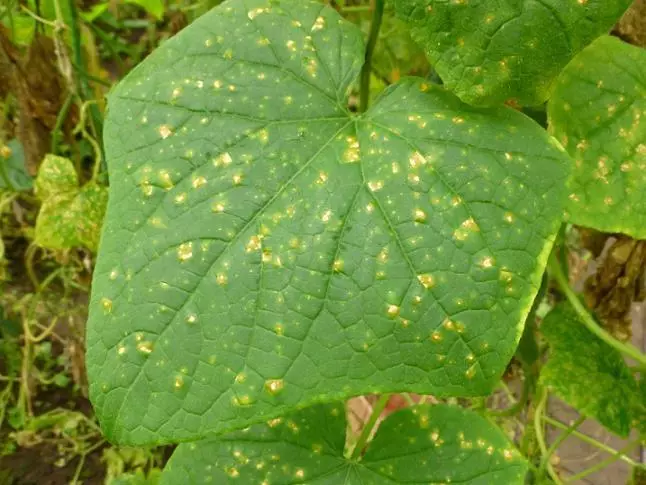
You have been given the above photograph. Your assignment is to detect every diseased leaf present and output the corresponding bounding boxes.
[161,403,527,484]
[540,303,640,437]
[87,0,570,445]
[35,154,79,199]
[392,0,631,107]
[34,155,108,251]
[0,139,33,192]
[548,36,646,238]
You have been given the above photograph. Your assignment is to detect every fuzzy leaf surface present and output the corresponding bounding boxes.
[161,403,527,484]
[548,36,646,238]
[87,0,570,445]
[540,303,640,437]
[393,0,631,106]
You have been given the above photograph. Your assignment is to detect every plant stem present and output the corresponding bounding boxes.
[540,415,585,481]
[488,373,529,417]
[533,387,549,459]
[51,92,74,154]
[548,254,646,367]
[565,440,641,483]
[359,0,385,113]
[543,416,640,467]
[351,394,390,460]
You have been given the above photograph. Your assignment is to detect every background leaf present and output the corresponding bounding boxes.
[35,154,79,199]
[548,36,646,238]
[124,0,165,21]
[392,0,632,106]
[0,140,33,192]
[161,403,527,484]
[34,155,107,251]
[540,303,640,437]
[87,0,570,445]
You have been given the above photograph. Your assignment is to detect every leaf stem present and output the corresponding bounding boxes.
[543,416,640,468]
[540,415,585,480]
[359,0,385,113]
[51,92,75,154]
[488,370,530,418]
[564,440,641,483]
[351,394,390,460]
[534,388,565,485]
[548,253,646,367]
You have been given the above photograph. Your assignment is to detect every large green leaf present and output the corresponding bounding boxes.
[392,0,631,107]
[87,0,570,445]
[548,36,646,238]
[540,303,640,437]
[34,155,108,252]
[161,403,527,484]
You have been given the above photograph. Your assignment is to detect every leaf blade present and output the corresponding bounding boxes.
[540,302,640,437]
[87,0,571,446]
[393,0,632,106]
[548,36,646,238]
[160,403,527,485]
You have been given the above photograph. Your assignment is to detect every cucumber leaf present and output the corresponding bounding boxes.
[392,0,631,106]
[87,0,570,445]
[548,36,646,238]
[540,303,641,437]
[161,403,527,484]
[34,155,108,251]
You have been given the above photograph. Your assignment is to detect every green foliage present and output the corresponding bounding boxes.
[548,36,646,238]
[124,0,165,21]
[162,402,527,484]
[392,0,632,106]
[0,140,33,191]
[34,155,107,251]
[87,0,570,447]
[540,303,641,437]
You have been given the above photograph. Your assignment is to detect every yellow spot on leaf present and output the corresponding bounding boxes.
[177,242,193,262]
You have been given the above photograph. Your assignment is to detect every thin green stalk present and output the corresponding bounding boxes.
[565,440,641,483]
[543,416,640,467]
[63,0,104,146]
[359,0,385,113]
[540,415,585,480]
[533,388,549,458]
[488,374,529,417]
[548,253,646,367]
[533,387,566,484]
[351,394,390,460]
[401,393,415,407]
[51,92,74,154]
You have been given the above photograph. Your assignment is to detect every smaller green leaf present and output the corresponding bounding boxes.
[0,140,33,192]
[540,303,640,437]
[161,403,527,484]
[124,0,165,21]
[393,0,632,106]
[35,154,79,199]
[548,36,646,238]
[34,155,107,252]
[81,3,110,23]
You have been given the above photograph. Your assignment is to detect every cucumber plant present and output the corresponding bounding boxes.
[86,0,646,483]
